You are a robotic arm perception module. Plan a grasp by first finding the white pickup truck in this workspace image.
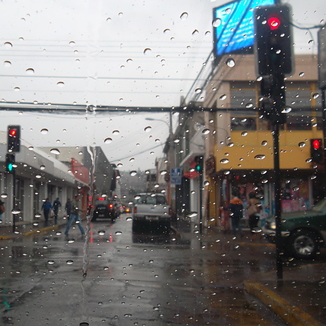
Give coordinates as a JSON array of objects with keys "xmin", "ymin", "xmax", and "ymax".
[{"xmin": 132, "ymin": 193, "xmax": 171, "ymax": 231}]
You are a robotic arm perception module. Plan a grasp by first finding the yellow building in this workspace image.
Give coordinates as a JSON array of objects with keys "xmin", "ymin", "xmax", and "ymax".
[{"xmin": 200, "ymin": 54, "xmax": 323, "ymax": 228}]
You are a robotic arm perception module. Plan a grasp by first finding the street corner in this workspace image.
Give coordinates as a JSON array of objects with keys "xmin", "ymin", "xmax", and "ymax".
[{"xmin": 244, "ymin": 281, "xmax": 323, "ymax": 326}]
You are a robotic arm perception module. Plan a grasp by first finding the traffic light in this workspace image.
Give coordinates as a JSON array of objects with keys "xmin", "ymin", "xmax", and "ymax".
[
  {"xmin": 310, "ymin": 139, "xmax": 323, "ymax": 164},
  {"xmin": 254, "ymin": 5, "xmax": 293, "ymax": 76},
  {"xmin": 5, "ymin": 153, "xmax": 15, "ymax": 173},
  {"xmin": 194, "ymin": 156, "xmax": 203, "ymax": 174},
  {"xmin": 7, "ymin": 125, "xmax": 21, "ymax": 152}
]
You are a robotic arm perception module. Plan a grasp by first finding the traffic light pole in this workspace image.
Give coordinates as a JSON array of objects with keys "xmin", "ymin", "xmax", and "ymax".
[{"xmin": 12, "ymin": 168, "xmax": 16, "ymax": 233}]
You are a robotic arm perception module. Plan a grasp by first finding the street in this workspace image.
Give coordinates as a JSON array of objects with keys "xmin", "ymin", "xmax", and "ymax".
[{"xmin": 1, "ymin": 215, "xmax": 324, "ymax": 326}]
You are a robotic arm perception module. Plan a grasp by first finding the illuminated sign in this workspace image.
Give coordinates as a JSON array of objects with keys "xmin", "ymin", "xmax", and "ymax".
[{"xmin": 212, "ymin": 0, "xmax": 275, "ymax": 57}]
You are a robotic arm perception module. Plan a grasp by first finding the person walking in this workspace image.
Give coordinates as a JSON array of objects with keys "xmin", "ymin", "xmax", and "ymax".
[
  {"xmin": 225, "ymin": 191, "xmax": 244, "ymax": 236},
  {"xmin": 65, "ymin": 198, "xmax": 72, "ymax": 218},
  {"xmin": 0, "ymin": 200, "xmax": 5, "ymax": 225},
  {"xmin": 52, "ymin": 197, "xmax": 62, "ymax": 221},
  {"xmin": 41, "ymin": 198, "xmax": 52, "ymax": 225},
  {"xmin": 64, "ymin": 194, "xmax": 85, "ymax": 237},
  {"xmin": 247, "ymin": 192, "xmax": 262, "ymax": 240}
]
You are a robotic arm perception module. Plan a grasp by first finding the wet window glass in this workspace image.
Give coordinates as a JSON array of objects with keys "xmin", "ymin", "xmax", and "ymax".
[{"xmin": 0, "ymin": 1, "xmax": 325, "ymax": 325}]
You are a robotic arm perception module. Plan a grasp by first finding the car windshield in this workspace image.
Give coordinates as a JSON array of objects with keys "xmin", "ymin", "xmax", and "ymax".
[
  {"xmin": 135, "ymin": 195, "xmax": 166, "ymax": 205},
  {"xmin": 0, "ymin": 1, "xmax": 325, "ymax": 325}
]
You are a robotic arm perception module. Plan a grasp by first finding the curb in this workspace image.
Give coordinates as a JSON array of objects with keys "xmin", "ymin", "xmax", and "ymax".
[{"xmin": 244, "ymin": 281, "xmax": 323, "ymax": 326}]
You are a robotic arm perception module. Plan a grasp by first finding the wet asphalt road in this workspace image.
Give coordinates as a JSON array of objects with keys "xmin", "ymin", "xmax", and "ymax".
[{"xmin": 0, "ymin": 215, "xmax": 288, "ymax": 326}]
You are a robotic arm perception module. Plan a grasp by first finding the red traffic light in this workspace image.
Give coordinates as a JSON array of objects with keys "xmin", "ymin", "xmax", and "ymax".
[
  {"xmin": 267, "ymin": 16, "xmax": 281, "ymax": 30},
  {"xmin": 312, "ymin": 139, "xmax": 322, "ymax": 150}
]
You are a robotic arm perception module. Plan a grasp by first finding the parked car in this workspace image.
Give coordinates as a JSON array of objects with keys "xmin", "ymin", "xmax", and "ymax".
[
  {"xmin": 92, "ymin": 198, "xmax": 119, "ymax": 222},
  {"xmin": 263, "ymin": 198, "xmax": 326, "ymax": 259},
  {"xmin": 132, "ymin": 193, "xmax": 171, "ymax": 232}
]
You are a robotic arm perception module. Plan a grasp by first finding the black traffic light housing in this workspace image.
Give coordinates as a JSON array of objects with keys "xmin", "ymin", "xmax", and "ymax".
[
  {"xmin": 7, "ymin": 125, "xmax": 21, "ymax": 152},
  {"xmin": 5, "ymin": 153, "xmax": 15, "ymax": 173},
  {"xmin": 254, "ymin": 5, "xmax": 293, "ymax": 76},
  {"xmin": 310, "ymin": 139, "xmax": 323, "ymax": 164},
  {"xmin": 194, "ymin": 156, "xmax": 203, "ymax": 174}
]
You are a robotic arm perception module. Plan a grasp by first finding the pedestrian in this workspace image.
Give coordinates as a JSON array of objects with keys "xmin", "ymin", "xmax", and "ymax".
[
  {"xmin": 0, "ymin": 200, "xmax": 5, "ymax": 224},
  {"xmin": 64, "ymin": 194, "xmax": 85, "ymax": 237},
  {"xmin": 247, "ymin": 192, "xmax": 262, "ymax": 240},
  {"xmin": 65, "ymin": 198, "xmax": 72, "ymax": 218},
  {"xmin": 53, "ymin": 197, "xmax": 62, "ymax": 221},
  {"xmin": 41, "ymin": 198, "xmax": 52, "ymax": 224},
  {"xmin": 225, "ymin": 191, "xmax": 243, "ymax": 236}
]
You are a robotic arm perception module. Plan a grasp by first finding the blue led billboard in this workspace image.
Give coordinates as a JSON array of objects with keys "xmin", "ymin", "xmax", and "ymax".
[{"xmin": 213, "ymin": 0, "xmax": 275, "ymax": 57}]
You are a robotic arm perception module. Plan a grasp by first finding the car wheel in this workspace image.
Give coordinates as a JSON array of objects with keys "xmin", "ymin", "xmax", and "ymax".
[{"xmin": 288, "ymin": 230, "xmax": 319, "ymax": 259}]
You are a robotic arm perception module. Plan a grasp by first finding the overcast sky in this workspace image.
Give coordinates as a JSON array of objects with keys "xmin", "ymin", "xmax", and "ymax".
[{"xmin": 0, "ymin": 0, "xmax": 325, "ymax": 171}]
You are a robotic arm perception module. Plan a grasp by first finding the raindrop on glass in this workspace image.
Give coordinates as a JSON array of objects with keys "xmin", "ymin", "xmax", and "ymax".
[
  {"xmin": 180, "ymin": 12, "xmax": 188, "ymax": 20},
  {"xmin": 144, "ymin": 126, "xmax": 152, "ymax": 132},
  {"xmin": 220, "ymin": 158, "xmax": 229, "ymax": 164},
  {"xmin": 40, "ymin": 128, "xmax": 48, "ymax": 134},
  {"xmin": 50, "ymin": 148, "xmax": 60, "ymax": 155},
  {"xmin": 26, "ymin": 68, "xmax": 35, "ymax": 75},
  {"xmin": 104, "ymin": 138, "xmax": 112, "ymax": 144},
  {"xmin": 130, "ymin": 171, "xmax": 137, "ymax": 176},
  {"xmin": 226, "ymin": 58, "xmax": 235, "ymax": 67},
  {"xmin": 57, "ymin": 81, "xmax": 65, "ymax": 87}
]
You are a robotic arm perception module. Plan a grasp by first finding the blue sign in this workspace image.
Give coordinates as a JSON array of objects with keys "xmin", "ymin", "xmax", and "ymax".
[
  {"xmin": 213, "ymin": 0, "xmax": 275, "ymax": 57},
  {"xmin": 171, "ymin": 168, "xmax": 182, "ymax": 185}
]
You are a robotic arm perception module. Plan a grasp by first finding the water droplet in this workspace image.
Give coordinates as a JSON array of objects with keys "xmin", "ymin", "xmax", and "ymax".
[
  {"xmin": 226, "ymin": 58, "xmax": 235, "ymax": 67},
  {"xmin": 192, "ymin": 29, "xmax": 199, "ymax": 35},
  {"xmin": 129, "ymin": 158, "xmax": 135, "ymax": 162},
  {"xmin": 160, "ymin": 170, "xmax": 167, "ymax": 175},
  {"xmin": 195, "ymin": 88, "xmax": 202, "ymax": 94},
  {"xmin": 143, "ymin": 48, "xmax": 152, "ymax": 55},
  {"xmin": 57, "ymin": 81, "xmax": 65, "ymax": 87},
  {"xmin": 254, "ymin": 154, "xmax": 265, "ymax": 160},
  {"xmin": 220, "ymin": 158, "xmax": 229, "ymax": 164},
  {"xmin": 180, "ymin": 12, "xmax": 188, "ymax": 20},
  {"xmin": 130, "ymin": 171, "xmax": 137, "ymax": 176},
  {"xmin": 204, "ymin": 181, "xmax": 210, "ymax": 186},
  {"xmin": 14, "ymin": 87, "xmax": 20, "ymax": 92},
  {"xmin": 112, "ymin": 130, "xmax": 119, "ymax": 135},
  {"xmin": 26, "ymin": 68, "xmax": 35, "ymax": 75},
  {"xmin": 281, "ymin": 107, "xmax": 292, "ymax": 113},
  {"xmin": 47, "ymin": 260, "xmax": 55, "ymax": 265},
  {"xmin": 144, "ymin": 126, "xmax": 152, "ymax": 132},
  {"xmin": 12, "ymin": 208, "xmax": 21, "ymax": 215},
  {"xmin": 227, "ymin": 142, "xmax": 234, "ymax": 147},
  {"xmin": 173, "ymin": 138, "xmax": 180, "ymax": 143},
  {"xmin": 312, "ymin": 93, "xmax": 319, "ymax": 99},
  {"xmin": 163, "ymin": 28, "xmax": 170, "ymax": 34},
  {"xmin": 212, "ymin": 18, "xmax": 221, "ymax": 27},
  {"xmin": 298, "ymin": 142, "xmax": 306, "ymax": 148},
  {"xmin": 4, "ymin": 42, "xmax": 13, "ymax": 48},
  {"xmin": 299, "ymin": 72, "xmax": 305, "ymax": 77},
  {"xmin": 202, "ymin": 128, "xmax": 210, "ymax": 135},
  {"xmin": 241, "ymin": 131, "xmax": 248, "ymax": 136},
  {"xmin": 104, "ymin": 138, "xmax": 112, "ymax": 144},
  {"xmin": 1, "ymin": 193, "xmax": 8, "ymax": 199},
  {"xmin": 50, "ymin": 148, "xmax": 60, "ymax": 155},
  {"xmin": 261, "ymin": 140, "xmax": 268, "ymax": 146},
  {"xmin": 40, "ymin": 128, "xmax": 48, "ymax": 134},
  {"xmin": 98, "ymin": 230, "xmax": 105, "ymax": 235},
  {"xmin": 115, "ymin": 231, "xmax": 122, "ymax": 236},
  {"xmin": 219, "ymin": 94, "xmax": 227, "ymax": 100},
  {"xmin": 4, "ymin": 61, "xmax": 12, "ymax": 67},
  {"xmin": 66, "ymin": 260, "xmax": 73, "ymax": 265},
  {"xmin": 28, "ymin": 146, "xmax": 34, "ymax": 151},
  {"xmin": 40, "ymin": 165, "xmax": 45, "ymax": 170},
  {"xmin": 69, "ymin": 41, "xmax": 76, "ymax": 46}
]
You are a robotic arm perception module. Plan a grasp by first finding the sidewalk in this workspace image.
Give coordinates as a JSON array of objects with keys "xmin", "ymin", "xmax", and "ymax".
[
  {"xmin": 1, "ymin": 218, "xmax": 325, "ymax": 325},
  {"xmin": 0, "ymin": 217, "xmax": 68, "ymax": 239}
]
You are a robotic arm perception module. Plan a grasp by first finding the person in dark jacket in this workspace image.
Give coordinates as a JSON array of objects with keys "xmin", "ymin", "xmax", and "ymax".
[
  {"xmin": 225, "ymin": 192, "xmax": 244, "ymax": 236},
  {"xmin": 65, "ymin": 198, "xmax": 72, "ymax": 218},
  {"xmin": 53, "ymin": 197, "xmax": 62, "ymax": 221},
  {"xmin": 41, "ymin": 198, "xmax": 52, "ymax": 225}
]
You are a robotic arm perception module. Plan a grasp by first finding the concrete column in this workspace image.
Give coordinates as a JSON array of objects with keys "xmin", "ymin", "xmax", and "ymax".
[{"xmin": 23, "ymin": 178, "xmax": 33, "ymax": 223}]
